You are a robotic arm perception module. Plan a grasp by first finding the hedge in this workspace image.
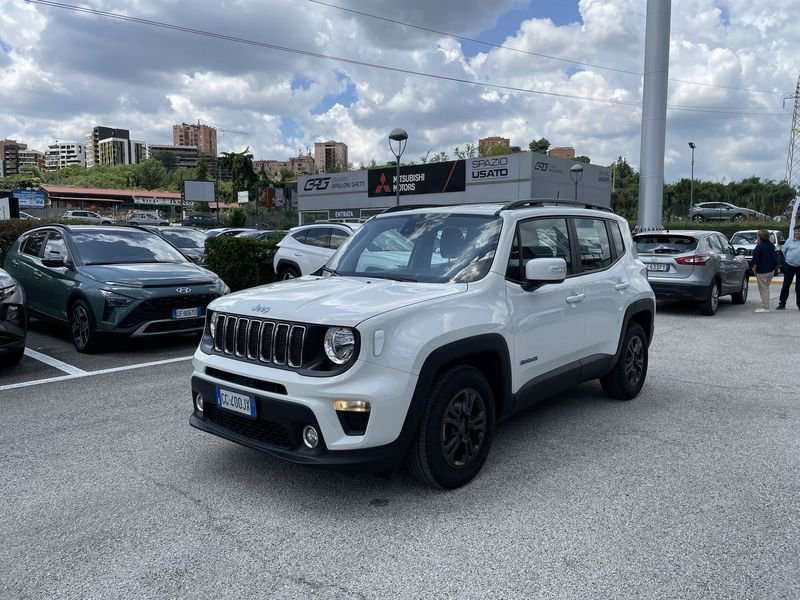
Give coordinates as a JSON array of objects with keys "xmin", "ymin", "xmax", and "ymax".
[{"xmin": 205, "ymin": 236, "xmax": 278, "ymax": 291}]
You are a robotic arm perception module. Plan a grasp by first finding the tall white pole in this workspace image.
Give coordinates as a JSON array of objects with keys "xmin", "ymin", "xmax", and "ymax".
[{"xmin": 638, "ymin": 0, "xmax": 672, "ymax": 230}]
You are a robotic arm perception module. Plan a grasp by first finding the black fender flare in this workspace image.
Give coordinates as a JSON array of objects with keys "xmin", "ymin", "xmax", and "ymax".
[
  {"xmin": 393, "ymin": 333, "xmax": 513, "ymax": 458},
  {"xmin": 611, "ymin": 298, "xmax": 655, "ymax": 367}
]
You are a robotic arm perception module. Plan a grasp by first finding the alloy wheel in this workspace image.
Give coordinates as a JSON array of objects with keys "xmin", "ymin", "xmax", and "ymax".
[
  {"xmin": 711, "ymin": 284, "xmax": 720, "ymax": 312},
  {"xmin": 280, "ymin": 271, "xmax": 296, "ymax": 281},
  {"xmin": 741, "ymin": 277, "xmax": 749, "ymax": 301},
  {"xmin": 71, "ymin": 304, "xmax": 90, "ymax": 349},
  {"xmin": 624, "ymin": 335, "xmax": 645, "ymax": 388},
  {"xmin": 440, "ymin": 387, "xmax": 487, "ymax": 469}
]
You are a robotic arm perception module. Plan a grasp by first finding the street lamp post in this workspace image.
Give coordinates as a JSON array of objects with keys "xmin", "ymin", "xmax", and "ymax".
[
  {"xmin": 388, "ymin": 128, "xmax": 408, "ymax": 207},
  {"xmin": 688, "ymin": 142, "xmax": 696, "ymax": 209},
  {"xmin": 570, "ymin": 163, "xmax": 585, "ymax": 203}
]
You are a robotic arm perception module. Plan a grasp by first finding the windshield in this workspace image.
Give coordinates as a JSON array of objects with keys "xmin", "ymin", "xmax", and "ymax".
[
  {"xmin": 730, "ymin": 232, "xmax": 758, "ymax": 245},
  {"xmin": 71, "ymin": 229, "xmax": 188, "ymax": 265},
  {"xmin": 160, "ymin": 228, "xmax": 207, "ymax": 249},
  {"xmin": 325, "ymin": 213, "xmax": 502, "ymax": 283},
  {"xmin": 634, "ymin": 235, "xmax": 699, "ymax": 255}
]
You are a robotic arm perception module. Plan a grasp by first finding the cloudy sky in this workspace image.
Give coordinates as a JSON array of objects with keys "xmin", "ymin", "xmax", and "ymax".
[{"xmin": 1, "ymin": 0, "xmax": 797, "ymax": 182}]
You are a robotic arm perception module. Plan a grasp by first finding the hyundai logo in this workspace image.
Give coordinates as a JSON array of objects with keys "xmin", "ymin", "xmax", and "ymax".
[{"xmin": 175, "ymin": 287, "xmax": 192, "ymax": 295}]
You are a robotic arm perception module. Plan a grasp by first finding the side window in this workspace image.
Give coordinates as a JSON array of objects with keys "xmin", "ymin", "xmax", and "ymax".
[
  {"xmin": 304, "ymin": 228, "xmax": 332, "ymax": 248},
  {"xmin": 609, "ymin": 221, "xmax": 626, "ymax": 259},
  {"xmin": 707, "ymin": 235, "xmax": 723, "ymax": 253},
  {"xmin": 329, "ymin": 228, "xmax": 349, "ymax": 250},
  {"xmin": 292, "ymin": 230, "xmax": 308, "ymax": 244},
  {"xmin": 507, "ymin": 218, "xmax": 572, "ymax": 282},
  {"xmin": 44, "ymin": 233, "xmax": 68, "ymax": 260},
  {"xmin": 574, "ymin": 218, "xmax": 613, "ymax": 272},
  {"xmin": 22, "ymin": 232, "xmax": 47, "ymax": 257}
]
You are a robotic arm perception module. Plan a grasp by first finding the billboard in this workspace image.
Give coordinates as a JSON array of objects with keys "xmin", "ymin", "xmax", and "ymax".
[
  {"xmin": 237, "ymin": 191, "xmax": 249, "ymax": 204},
  {"xmin": 299, "ymin": 171, "xmax": 368, "ymax": 197},
  {"xmin": 368, "ymin": 160, "xmax": 466, "ymax": 198},
  {"xmin": 0, "ymin": 195, "xmax": 20, "ymax": 220},
  {"xmin": 183, "ymin": 180, "xmax": 216, "ymax": 203},
  {"xmin": 13, "ymin": 189, "xmax": 46, "ymax": 208}
]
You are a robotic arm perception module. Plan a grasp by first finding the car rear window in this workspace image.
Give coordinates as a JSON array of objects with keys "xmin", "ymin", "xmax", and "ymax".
[{"xmin": 634, "ymin": 235, "xmax": 698, "ymax": 254}]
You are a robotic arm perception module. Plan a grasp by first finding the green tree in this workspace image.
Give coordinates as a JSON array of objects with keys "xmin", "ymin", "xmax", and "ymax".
[
  {"xmin": 134, "ymin": 159, "xmax": 168, "ymax": 190},
  {"xmin": 454, "ymin": 144, "xmax": 478, "ymax": 159},
  {"xmin": 196, "ymin": 155, "xmax": 209, "ymax": 181},
  {"xmin": 151, "ymin": 151, "xmax": 177, "ymax": 171},
  {"xmin": 529, "ymin": 138, "xmax": 550, "ymax": 154},
  {"xmin": 575, "ymin": 155, "xmax": 591, "ymax": 164}
]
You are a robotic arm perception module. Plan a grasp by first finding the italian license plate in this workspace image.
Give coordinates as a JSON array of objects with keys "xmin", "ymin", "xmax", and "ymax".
[
  {"xmin": 172, "ymin": 307, "xmax": 200, "ymax": 319},
  {"xmin": 646, "ymin": 263, "xmax": 669, "ymax": 272},
  {"xmin": 216, "ymin": 387, "xmax": 256, "ymax": 419}
]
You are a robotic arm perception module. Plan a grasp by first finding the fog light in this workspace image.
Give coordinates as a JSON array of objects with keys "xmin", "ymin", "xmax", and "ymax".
[
  {"xmin": 333, "ymin": 400, "xmax": 371, "ymax": 413},
  {"xmin": 194, "ymin": 392, "xmax": 204, "ymax": 413},
  {"xmin": 302, "ymin": 425, "xmax": 319, "ymax": 449}
]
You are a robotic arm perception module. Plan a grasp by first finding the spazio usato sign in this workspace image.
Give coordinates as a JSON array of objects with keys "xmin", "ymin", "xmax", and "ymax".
[
  {"xmin": 368, "ymin": 160, "xmax": 466, "ymax": 197},
  {"xmin": 468, "ymin": 156, "xmax": 512, "ymax": 182}
]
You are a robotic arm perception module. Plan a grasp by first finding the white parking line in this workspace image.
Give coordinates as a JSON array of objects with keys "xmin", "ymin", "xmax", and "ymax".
[
  {"xmin": 24, "ymin": 348, "xmax": 87, "ymax": 376},
  {"xmin": 0, "ymin": 355, "xmax": 193, "ymax": 393}
]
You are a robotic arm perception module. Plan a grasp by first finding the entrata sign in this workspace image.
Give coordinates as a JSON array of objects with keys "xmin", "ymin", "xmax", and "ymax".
[
  {"xmin": 331, "ymin": 208, "xmax": 358, "ymax": 219},
  {"xmin": 368, "ymin": 161, "xmax": 466, "ymax": 197}
]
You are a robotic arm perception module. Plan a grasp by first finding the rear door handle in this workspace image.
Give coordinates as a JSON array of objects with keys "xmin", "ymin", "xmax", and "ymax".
[
  {"xmin": 32, "ymin": 271, "xmax": 44, "ymax": 279},
  {"xmin": 615, "ymin": 282, "xmax": 630, "ymax": 291},
  {"xmin": 566, "ymin": 293, "xmax": 585, "ymax": 304}
]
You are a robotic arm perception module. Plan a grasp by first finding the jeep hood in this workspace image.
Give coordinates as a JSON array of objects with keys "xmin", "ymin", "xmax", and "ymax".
[
  {"xmin": 209, "ymin": 276, "xmax": 467, "ymax": 326},
  {"xmin": 81, "ymin": 263, "xmax": 217, "ymax": 287}
]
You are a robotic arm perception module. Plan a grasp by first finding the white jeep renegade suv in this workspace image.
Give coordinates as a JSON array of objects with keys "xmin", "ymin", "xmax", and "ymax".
[{"xmin": 190, "ymin": 201, "xmax": 655, "ymax": 488}]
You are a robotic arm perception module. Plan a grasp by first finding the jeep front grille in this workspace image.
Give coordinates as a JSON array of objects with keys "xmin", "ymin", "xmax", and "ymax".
[{"xmin": 212, "ymin": 314, "xmax": 306, "ymax": 368}]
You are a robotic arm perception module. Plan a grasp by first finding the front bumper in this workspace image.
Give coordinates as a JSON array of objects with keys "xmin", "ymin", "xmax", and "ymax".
[
  {"xmin": 0, "ymin": 301, "xmax": 26, "ymax": 351},
  {"xmin": 648, "ymin": 280, "xmax": 709, "ymax": 301},
  {"xmin": 189, "ymin": 349, "xmax": 419, "ymax": 468}
]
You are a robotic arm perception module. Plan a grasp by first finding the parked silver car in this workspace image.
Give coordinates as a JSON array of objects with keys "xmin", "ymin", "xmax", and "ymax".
[
  {"xmin": 688, "ymin": 202, "xmax": 769, "ymax": 223},
  {"xmin": 61, "ymin": 210, "xmax": 113, "ymax": 225},
  {"xmin": 634, "ymin": 230, "xmax": 750, "ymax": 315}
]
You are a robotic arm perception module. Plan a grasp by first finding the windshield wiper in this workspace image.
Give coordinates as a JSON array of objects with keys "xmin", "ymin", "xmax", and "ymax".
[
  {"xmin": 321, "ymin": 266, "xmax": 338, "ymax": 276},
  {"xmin": 360, "ymin": 273, "xmax": 419, "ymax": 282}
]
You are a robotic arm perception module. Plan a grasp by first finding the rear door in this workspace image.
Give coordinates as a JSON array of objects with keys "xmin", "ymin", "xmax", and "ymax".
[
  {"xmin": 715, "ymin": 234, "xmax": 743, "ymax": 292},
  {"xmin": 296, "ymin": 227, "xmax": 335, "ymax": 274},
  {"xmin": 13, "ymin": 230, "xmax": 49, "ymax": 313},
  {"xmin": 38, "ymin": 231, "xmax": 76, "ymax": 320}
]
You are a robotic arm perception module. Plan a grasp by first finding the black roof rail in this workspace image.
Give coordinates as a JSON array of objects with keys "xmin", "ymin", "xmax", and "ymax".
[
  {"xmin": 381, "ymin": 204, "xmax": 445, "ymax": 214},
  {"xmin": 494, "ymin": 199, "xmax": 614, "ymax": 216}
]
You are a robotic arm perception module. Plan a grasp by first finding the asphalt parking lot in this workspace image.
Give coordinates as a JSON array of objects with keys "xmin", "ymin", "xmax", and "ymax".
[{"xmin": 2, "ymin": 288, "xmax": 799, "ymax": 599}]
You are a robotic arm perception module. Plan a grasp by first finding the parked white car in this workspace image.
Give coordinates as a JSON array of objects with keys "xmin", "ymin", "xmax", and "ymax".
[
  {"xmin": 61, "ymin": 210, "xmax": 113, "ymax": 224},
  {"xmin": 730, "ymin": 229, "xmax": 785, "ymax": 272},
  {"xmin": 191, "ymin": 202, "xmax": 655, "ymax": 488},
  {"xmin": 126, "ymin": 212, "xmax": 169, "ymax": 226},
  {"xmin": 272, "ymin": 222, "xmax": 362, "ymax": 280}
]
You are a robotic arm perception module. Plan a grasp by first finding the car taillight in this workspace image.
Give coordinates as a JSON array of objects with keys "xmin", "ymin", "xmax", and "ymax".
[{"xmin": 676, "ymin": 255, "xmax": 711, "ymax": 265}]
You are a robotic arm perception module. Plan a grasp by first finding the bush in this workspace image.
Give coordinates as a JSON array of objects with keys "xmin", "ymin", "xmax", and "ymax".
[
  {"xmin": 662, "ymin": 221, "xmax": 790, "ymax": 240},
  {"xmin": 205, "ymin": 235, "xmax": 277, "ymax": 291},
  {"xmin": 229, "ymin": 208, "xmax": 246, "ymax": 228},
  {"xmin": 0, "ymin": 220, "xmax": 38, "ymax": 264}
]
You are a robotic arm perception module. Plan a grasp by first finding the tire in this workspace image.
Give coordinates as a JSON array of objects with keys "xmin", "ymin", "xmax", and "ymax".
[
  {"xmin": 692, "ymin": 215, "xmax": 705, "ymax": 223},
  {"xmin": 69, "ymin": 299, "xmax": 100, "ymax": 353},
  {"xmin": 731, "ymin": 274, "xmax": 749, "ymax": 304},
  {"xmin": 700, "ymin": 280, "xmax": 721, "ymax": 316},
  {"xmin": 732, "ymin": 213, "xmax": 746, "ymax": 223},
  {"xmin": 408, "ymin": 365, "xmax": 495, "ymax": 489},
  {"xmin": 278, "ymin": 266, "xmax": 301, "ymax": 281},
  {"xmin": 0, "ymin": 347, "xmax": 25, "ymax": 368},
  {"xmin": 601, "ymin": 323, "xmax": 648, "ymax": 401}
]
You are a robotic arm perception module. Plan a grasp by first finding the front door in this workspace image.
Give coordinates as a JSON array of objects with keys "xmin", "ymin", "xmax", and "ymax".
[{"xmin": 505, "ymin": 217, "xmax": 585, "ymax": 394}]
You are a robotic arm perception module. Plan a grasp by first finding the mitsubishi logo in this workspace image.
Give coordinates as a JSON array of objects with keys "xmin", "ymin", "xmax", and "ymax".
[
  {"xmin": 375, "ymin": 172, "xmax": 392, "ymax": 193},
  {"xmin": 175, "ymin": 287, "xmax": 192, "ymax": 294}
]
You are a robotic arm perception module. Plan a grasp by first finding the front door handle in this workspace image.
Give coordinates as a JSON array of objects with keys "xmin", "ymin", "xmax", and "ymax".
[
  {"xmin": 615, "ymin": 282, "xmax": 630, "ymax": 291},
  {"xmin": 566, "ymin": 293, "xmax": 585, "ymax": 304}
]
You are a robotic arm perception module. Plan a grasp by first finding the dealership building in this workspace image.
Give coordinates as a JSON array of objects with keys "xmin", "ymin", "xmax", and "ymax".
[{"xmin": 297, "ymin": 151, "xmax": 612, "ymax": 224}]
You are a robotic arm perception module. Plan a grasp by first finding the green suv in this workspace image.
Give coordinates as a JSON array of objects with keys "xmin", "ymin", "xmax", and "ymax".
[{"xmin": 3, "ymin": 225, "xmax": 229, "ymax": 352}]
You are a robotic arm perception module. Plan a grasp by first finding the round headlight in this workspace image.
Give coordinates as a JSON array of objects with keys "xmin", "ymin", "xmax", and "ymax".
[{"xmin": 324, "ymin": 327, "xmax": 356, "ymax": 365}]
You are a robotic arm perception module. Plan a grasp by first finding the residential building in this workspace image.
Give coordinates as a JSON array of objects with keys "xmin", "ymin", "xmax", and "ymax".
[
  {"xmin": 549, "ymin": 146, "xmax": 576, "ymax": 160},
  {"xmin": 96, "ymin": 137, "xmax": 147, "ymax": 167},
  {"xmin": 0, "ymin": 139, "xmax": 25, "ymax": 177},
  {"xmin": 148, "ymin": 144, "xmax": 201, "ymax": 169},
  {"xmin": 254, "ymin": 154, "xmax": 315, "ymax": 180},
  {"xmin": 172, "ymin": 122, "xmax": 217, "ymax": 156},
  {"xmin": 86, "ymin": 127, "xmax": 130, "ymax": 167},
  {"xmin": 46, "ymin": 142, "xmax": 87, "ymax": 171},
  {"xmin": 479, "ymin": 136, "xmax": 511, "ymax": 155},
  {"xmin": 314, "ymin": 141, "xmax": 348, "ymax": 173},
  {"xmin": 18, "ymin": 148, "xmax": 46, "ymax": 173}
]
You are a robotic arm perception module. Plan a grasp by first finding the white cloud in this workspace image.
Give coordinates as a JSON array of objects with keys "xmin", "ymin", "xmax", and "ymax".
[{"xmin": 1, "ymin": 0, "xmax": 798, "ymax": 183}]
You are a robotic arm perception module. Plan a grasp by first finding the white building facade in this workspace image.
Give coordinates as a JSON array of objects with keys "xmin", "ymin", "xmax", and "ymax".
[{"xmin": 46, "ymin": 142, "xmax": 87, "ymax": 171}]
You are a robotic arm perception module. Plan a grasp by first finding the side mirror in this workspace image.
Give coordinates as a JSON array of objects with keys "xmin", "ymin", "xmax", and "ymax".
[{"xmin": 524, "ymin": 257, "xmax": 567, "ymax": 290}]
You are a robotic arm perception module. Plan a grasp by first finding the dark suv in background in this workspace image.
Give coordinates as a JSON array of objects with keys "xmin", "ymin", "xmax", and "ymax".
[{"xmin": 3, "ymin": 226, "xmax": 229, "ymax": 352}]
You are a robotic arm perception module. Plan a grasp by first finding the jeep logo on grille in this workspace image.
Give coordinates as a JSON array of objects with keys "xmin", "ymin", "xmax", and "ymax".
[
  {"xmin": 175, "ymin": 287, "xmax": 192, "ymax": 294},
  {"xmin": 252, "ymin": 304, "xmax": 271, "ymax": 314}
]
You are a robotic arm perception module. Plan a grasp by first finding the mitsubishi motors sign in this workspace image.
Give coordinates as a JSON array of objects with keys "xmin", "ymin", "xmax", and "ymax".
[{"xmin": 368, "ymin": 161, "xmax": 466, "ymax": 197}]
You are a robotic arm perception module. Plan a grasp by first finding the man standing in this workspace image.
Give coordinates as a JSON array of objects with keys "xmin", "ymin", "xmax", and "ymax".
[
  {"xmin": 752, "ymin": 230, "xmax": 778, "ymax": 313},
  {"xmin": 777, "ymin": 224, "xmax": 800, "ymax": 310}
]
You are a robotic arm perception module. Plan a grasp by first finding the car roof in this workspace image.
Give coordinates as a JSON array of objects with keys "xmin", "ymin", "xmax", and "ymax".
[
  {"xmin": 731, "ymin": 229, "xmax": 779, "ymax": 234},
  {"xmin": 372, "ymin": 202, "xmax": 620, "ymax": 221},
  {"xmin": 634, "ymin": 230, "xmax": 714, "ymax": 238}
]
